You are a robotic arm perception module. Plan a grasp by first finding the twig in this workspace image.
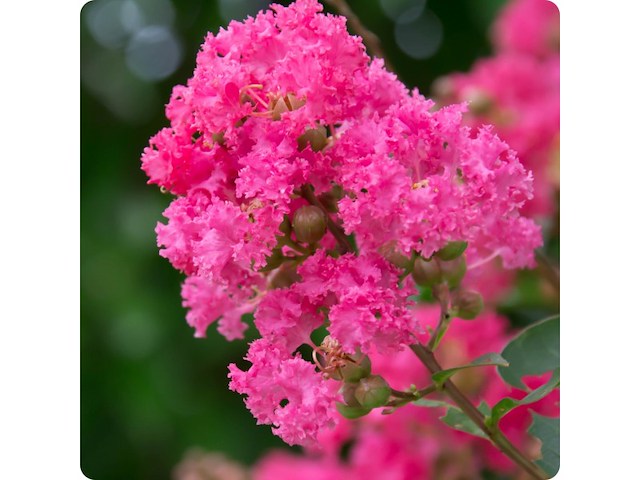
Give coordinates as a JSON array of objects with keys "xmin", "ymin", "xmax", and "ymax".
[{"xmin": 323, "ymin": 0, "xmax": 394, "ymax": 71}]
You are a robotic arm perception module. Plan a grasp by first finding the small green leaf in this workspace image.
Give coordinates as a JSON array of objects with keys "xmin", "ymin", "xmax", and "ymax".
[
  {"xmin": 477, "ymin": 401, "xmax": 491, "ymax": 416},
  {"xmin": 413, "ymin": 399, "xmax": 451, "ymax": 408},
  {"xmin": 432, "ymin": 353, "xmax": 509, "ymax": 388},
  {"xmin": 529, "ymin": 412, "xmax": 560, "ymax": 477},
  {"xmin": 499, "ymin": 315, "xmax": 560, "ymax": 389},
  {"xmin": 487, "ymin": 369, "xmax": 560, "ymax": 429},
  {"xmin": 441, "ymin": 401, "xmax": 490, "ymax": 439},
  {"xmin": 414, "ymin": 398, "xmax": 490, "ymax": 439}
]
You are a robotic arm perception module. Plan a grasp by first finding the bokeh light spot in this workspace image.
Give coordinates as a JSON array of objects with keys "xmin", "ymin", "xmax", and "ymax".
[
  {"xmin": 394, "ymin": 9, "xmax": 443, "ymax": 60},
  {"xmin": 125, "ymin": 25, "xmax": 182, "ymax": 81},
  {"xmin": 379, "ymin": 0, "xmax": 426, "ymax": 23}
]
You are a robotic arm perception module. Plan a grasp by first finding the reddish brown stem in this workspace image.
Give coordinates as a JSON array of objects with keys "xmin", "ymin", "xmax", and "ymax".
[{"xmin": 300, "ymin": 184, "xmax": 354, "ymax": 254}]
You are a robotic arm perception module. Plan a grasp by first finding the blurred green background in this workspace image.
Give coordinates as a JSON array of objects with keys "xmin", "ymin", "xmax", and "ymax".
[{"xmin": 81, "ymin": 1, "xmax": 557, "ymax": 478}]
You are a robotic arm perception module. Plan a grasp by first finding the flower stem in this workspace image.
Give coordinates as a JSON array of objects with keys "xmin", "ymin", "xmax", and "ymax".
[
  {"xmin": 300, "ymin": 184, "xmax": 354, "ymax": 254},
  {"xmin": 390, "ymin": 385, "xmax": 436, "ymax": 400},
  {"xmin": 427, "ymin": 285, "xmax": 451, "ymax": 350},
  {"xmin": 409, "ymin": 343, "xmax": 549, "ymax": 479}
]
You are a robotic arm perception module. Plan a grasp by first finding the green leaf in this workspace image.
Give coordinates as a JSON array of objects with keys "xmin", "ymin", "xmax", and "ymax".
[
  {"xmin": 499, "ymin": 315, "xmax": 560, "ymax": 389},
  {"xmin": 487, "ymin": 368, "xmax": 560, "ymax": 429},
  {"xmin": 441, "ymin": 406, "xmax": 487, "ymax": 439},
  {"xmin": 529, "ymin": 413, "xmax": 560, "ymax": 477},
  {"xmin": 441, "ymin": 401, "xmax": 491, "ymax": 439},
  {"xmin": 432, "ymin": 353, "xmax": 509, "ymax": 388},
  {"xmin": 414, "ymin": 398, "xmax": 490, "ymax": 439},
  {"xmin": 413, "ymin": 399, "xmax": 451, "ymax": 408}
]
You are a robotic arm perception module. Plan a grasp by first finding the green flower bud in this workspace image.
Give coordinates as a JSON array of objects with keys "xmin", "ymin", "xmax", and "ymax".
[
  {"xmin": 259, "ymin": 248, "xmax": 285, "ymax": 272},
  {"xmin": 339, "ymin": 382, "xmax": 362, "ymax": 407},
  {"xmin": 440, "ymin": 255, "xmax": 467, "ymax": 289},
  {"xmin": 297, "ymin": 126, "xmax": 328, "ymax": 152},
  {"xmin": 435, "ymin": 241, "xmax": 468, "ymax": 261},
  {"xmin": 292, "ymin": 205, "xmax": 327, "ymax": 244},
  {"xmin": 411, "ymin": 258, "xmax": 442, "ymax": 287},
  {"xmin": 340, "ymin": 353, "xmax": 372, "ymax": 383},
  {"xmin": 336, "ymin": 402, "xmax": 371, "ymax": 419},
  {"xmin": 451, "ymin": 289, "xmax": 484, "ymax": 320},
  {"xmin": 354, "ymin": 375, "xmax": 391, "ymax": 409}
]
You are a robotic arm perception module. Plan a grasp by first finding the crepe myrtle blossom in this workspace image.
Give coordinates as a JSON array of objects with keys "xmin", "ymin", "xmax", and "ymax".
[
  {"xmin": 492, "ymin": 0, "xmax": 560, "ymax": 59},
  {"xmin": 142, "ymin": 0, "xmax": 542, "ymax": 446},
  {"xmin": 434, "ymin": 0, "xmax": 559, "ymax": 219}
]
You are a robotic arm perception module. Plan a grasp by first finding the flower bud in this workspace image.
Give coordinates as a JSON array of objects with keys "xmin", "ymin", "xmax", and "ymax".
[
  {"xmin": 439, "ymin": 255, "xmax": 467, "ymax": 289},
  {"xmin": 340, "ymin": 353, "xmax": 372, "ymax": 383},
  {"xmin": 411, "ymin": 258, "xmax": 442, "ymax": 287},
  {"xmin": 379, "ymin": 243, "xmax": 411, "ymax": 270},
  {"xmin": 339, "ymin": 382, "xmax": 362, "ymax": 407},
  {"xmin": 292, "ymin": 205, "xmax": 327, "ymax": 244},
  {"xmin": 435, "ymin": 241, "xmax": 467, "ymax": 261},
  {"xmin": 269, "ymin": 262, "xmax": 301, "ymax": 289},
  {"xmin": 451, "ymin": 289, "xmax": 484, "ymax": 320},
  {"xmin": 297, "ymin": 126, "xmax": 328, "ymax": 152},
  {"xmin": 336, "ymin": 402, "xmax": 371, "ymax": 419},
  {"xmin": 354, "ymin": 375, "xmax": 391, "ymax": 409}
]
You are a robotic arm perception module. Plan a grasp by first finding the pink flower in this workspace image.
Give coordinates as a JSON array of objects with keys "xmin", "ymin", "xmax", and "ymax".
[
  {"xmin": 334, "ymin": 96, "xmax": 541, "ymax": 267},
  {"xmin": 181, "ymin": 276, "xmax": 253, "ymax": 340},
  {"xmin": 253, "ymin": 287, "xmax": 324, "ymax": 353},
  {"xmin": 493, "ymin": 0, "xmax": 560, "ymax": 59},
  {"xmin": 444, "ymin": 53, "xmax": 559, "ymax": 218},
  {"xmin": 254, "ymin": 452, "xmax": 349, "ymax": 480},
  {"xmin": 228, "ymin": 339, "xmax": 339, "ymax": 447},
  {"xmin": 297, "ymin": 252, "xmax": 418, "ymax": 354}
]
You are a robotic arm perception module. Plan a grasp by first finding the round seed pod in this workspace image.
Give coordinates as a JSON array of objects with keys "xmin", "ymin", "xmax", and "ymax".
[
  {"xmin": 292, "ymin": 205, "xmax": 327, "ymax": 244},
  {"xmin": 354, "ymin": 375, "xmax": 391, "ymax": 409},
  {"xmin": 412, "ymin": 258, "xmax": 442, "ymax": 287},
  {"xmin": 451, "ymin": 289, "xmax": 484, "ymax": 320}
]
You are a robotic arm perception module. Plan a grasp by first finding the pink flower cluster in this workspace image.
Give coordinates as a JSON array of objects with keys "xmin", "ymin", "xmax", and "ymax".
[
  {"xmin": 142, "ymin": 0, "xmax": 542, "ymax": 446},
  {"xmin": 228, "ymin": 339, "xmax": 340, "ymax": 447},
  {"xmin": 436, "ymin": 0, "xmax": 559, "ymax": 219},
  {"xmin": 228, "ymin": 251, "xmax": 415, "ymax": 446},
  {"xmin": 253, "ymin": 308, "xmax": 559, "ymax": 479}
]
